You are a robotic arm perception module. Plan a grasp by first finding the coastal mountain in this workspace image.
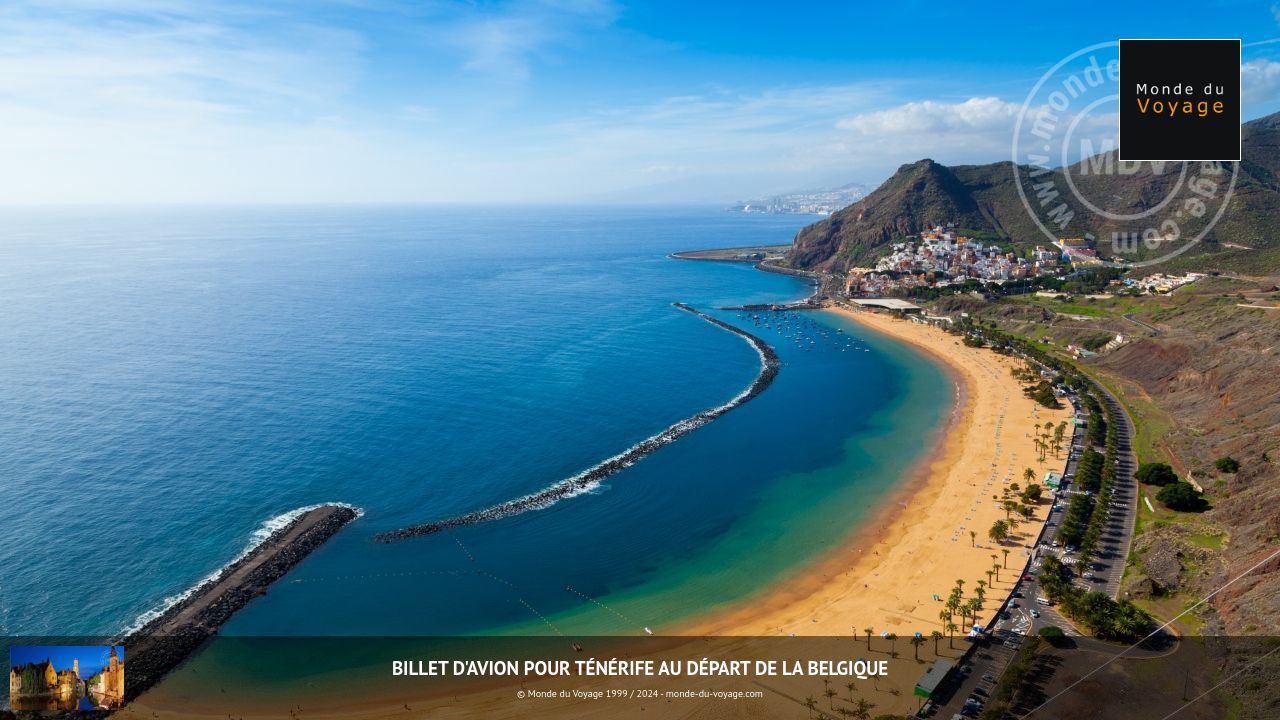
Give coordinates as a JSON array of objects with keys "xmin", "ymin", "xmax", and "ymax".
[{"xmin": 789, "ymin": 112, "xmax": 1280, "ymax": 274}]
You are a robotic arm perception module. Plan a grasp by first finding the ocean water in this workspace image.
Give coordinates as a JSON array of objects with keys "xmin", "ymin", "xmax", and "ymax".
[{"xmin": 0, "ymin": 205, "xmax": 948, "ymax": 639}]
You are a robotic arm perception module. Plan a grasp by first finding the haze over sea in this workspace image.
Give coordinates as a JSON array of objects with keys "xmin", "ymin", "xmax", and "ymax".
[{"xmin": 0, "ymin": 206, "xmax": 947, "ymax": 638}]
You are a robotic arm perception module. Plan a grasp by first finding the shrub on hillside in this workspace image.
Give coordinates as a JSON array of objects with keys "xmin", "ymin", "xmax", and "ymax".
[
  {"xmin": 1156, "ymin": 481, "xmax": 1208, "ymax": 512},
  {"xmin": 1135, "ymin": 462, "xmax": 1179, "ymax": 486},
  {"xmin": 1215, "ymin": 456, "xmax": 1240, "ymax": 473}
]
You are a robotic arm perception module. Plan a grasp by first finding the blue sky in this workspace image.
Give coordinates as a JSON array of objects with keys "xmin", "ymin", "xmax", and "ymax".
[
  {"xmin": 10, "ymin": 645, "xmax": 122, "ymax": 678},
  {"xmin": 3, "ymin": 1, "xmax": 1280, "ymax": 203}
]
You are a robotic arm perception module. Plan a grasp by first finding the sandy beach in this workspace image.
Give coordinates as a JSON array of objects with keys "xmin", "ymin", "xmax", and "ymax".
[
  {"xmin": 682, "ymin": 305, "xmax": 1072, "ymax": 638},
  {"xmin": 119, "ymin": 305, "xmax": 1074, "ymax": 720}
]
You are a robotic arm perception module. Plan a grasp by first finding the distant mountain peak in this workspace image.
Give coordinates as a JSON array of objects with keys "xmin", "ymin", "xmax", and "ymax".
[{"xmin": 788, "ymin": 114, "xmax": 1280, "ymax": 274}]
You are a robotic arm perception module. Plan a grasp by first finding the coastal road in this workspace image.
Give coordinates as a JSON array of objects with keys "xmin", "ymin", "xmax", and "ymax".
[
  {"xmin": 1090, "ymin": 384, "xmax": 1139, "ymax": 600},
  {"xmin": 1038, "ymin": 383, "xmax": 1136, "ymax": 600}
]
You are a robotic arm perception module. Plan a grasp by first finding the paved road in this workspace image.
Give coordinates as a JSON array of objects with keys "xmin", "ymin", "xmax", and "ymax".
[
  {"xmin": 1090, "ymin": 384, "xmax": 1139, "ymax": 599},
  {"xmin": 1033, "ymin": 382, "xmax": 1137, "ymax": 600},
  {"xmin": 1121, "ymin": 313, "xmax": 1162, "ymax": 336}
]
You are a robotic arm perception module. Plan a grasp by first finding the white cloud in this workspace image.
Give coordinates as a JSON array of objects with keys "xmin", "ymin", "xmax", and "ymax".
[
  {"xmin": 1242, "ymin": 58, "xmax": 1280, "ymax": 105},
  {"xmin": 836, "ymin": 96, "xmax": 1020, "ymax": 135},
  {"xmin": 437, "ymin": 0, "xmax": 618, "ymax": 83}
]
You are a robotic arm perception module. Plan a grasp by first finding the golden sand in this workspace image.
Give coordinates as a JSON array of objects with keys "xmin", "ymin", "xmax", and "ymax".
[{"xmin": 682, "ymin": 306, "xmax": 1072, "ymax": 638}]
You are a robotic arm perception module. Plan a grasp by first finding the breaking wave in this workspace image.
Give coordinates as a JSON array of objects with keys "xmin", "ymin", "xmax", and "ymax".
[{"xmin": 116, "ymin": 502, "xmax": 363, "ymax": 638}]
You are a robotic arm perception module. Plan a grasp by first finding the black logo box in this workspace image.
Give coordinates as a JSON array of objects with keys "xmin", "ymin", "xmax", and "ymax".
[{"xmin": 1119, "ymin": 39, "xmax": 1241, "ymax": 162}]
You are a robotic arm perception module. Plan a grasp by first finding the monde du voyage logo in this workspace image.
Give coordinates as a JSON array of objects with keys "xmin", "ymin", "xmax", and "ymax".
[
  {"xmin": 1120, "ymin": 39, "xmax": 1241, "ymax": 162},
  {"xmin": 1012, "ymin": 39, "xmax": 1241, "ymax": 268}
]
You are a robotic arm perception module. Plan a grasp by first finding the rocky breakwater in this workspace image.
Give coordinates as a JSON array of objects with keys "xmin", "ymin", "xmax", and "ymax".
[
  {"xmin": 121, "ymin": 505, "xmax": 358, "ymax": 702},
  {"xmin": 372, "ymin": 303, "xmax": 780, "ymax": 543}
]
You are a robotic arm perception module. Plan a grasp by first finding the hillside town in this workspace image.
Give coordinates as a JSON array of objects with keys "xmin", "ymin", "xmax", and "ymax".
[
  {"xmin": 843, "ymin": 225, "xmax": 1204, "ymax": 297},
  {"xmin": 845, "ymin": 225, "xmax": 1063, "ymax": 295}
]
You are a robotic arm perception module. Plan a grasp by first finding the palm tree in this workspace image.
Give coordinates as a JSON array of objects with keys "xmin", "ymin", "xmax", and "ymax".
[
  {"xmin": 945, "ymin": 622, "xmax": 958, "ymax": 648},
  {"xmin": 993, "ymin": 561, "xmax": 1002, "ymax": 583},
  {"xmin": 863, "ymin": 627, "xmax": 874, "ymax": 649},
  {"xmin": 938, "ymin": 609, "xmax": 950, "ymax": 630},
  {"xmin": 804, "ymin": 696, "xmax": 817, "ymax": 719},
  {"xmin": 1002, "ymin": 548, "xmax": 1011, "ymax": 568},
  {"xmin": 986, "ymin": 568, "xmax": 995, "ymax": 587},
  {"xmin": 854, "ymin": 698, "xmax": 875, "ymax": 720},
  {"xmin": 909, "ymin": 635, "xmax": 926, "ymax": 661},
  {"xmin": 968, "ymin": 597, "xmax": 983, "ymax": 621},
  {"xmin": 1024, "ymin": 467, "xmax": 1036, "ymax": 484},
  {"xmin": 931, "ymin": 630, "xmax": 944, "ymax": 655},
  {"xmin": 886, "ymin": 632, "xmax": 898, "ymax": 657},
  {"xmin": 969, "ymin": 530, "xmax": 976, "ymax": 547},
  {"xmin": 845, "ymin": 681, "xmax": 856, "ymax": 703},
  {"xmin": 988, "ymin": 520, "xmax": 1008, "ymax": 544},
  {"xmin": 824, "ymin": 687, "xmax": 837, "ymax": 710}
]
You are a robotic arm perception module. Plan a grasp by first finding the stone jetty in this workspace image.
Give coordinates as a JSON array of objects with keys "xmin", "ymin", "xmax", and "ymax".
[
  {"xmin": 121, "ymin": 504, "xmax": 358, "ymax": 702},
  {"xmin": 372, "ymin": 303, "xmax": 780, "ymax": 543}
]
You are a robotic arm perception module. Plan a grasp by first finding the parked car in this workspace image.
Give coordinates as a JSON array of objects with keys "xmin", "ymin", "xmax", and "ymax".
[
  {"xmin": 1030, "ymin": 609, "xmax": 1041, "ymax": 618},
  {"xmin": 982, "ymin": 673, "xmax": 997, "ymax": 683}
]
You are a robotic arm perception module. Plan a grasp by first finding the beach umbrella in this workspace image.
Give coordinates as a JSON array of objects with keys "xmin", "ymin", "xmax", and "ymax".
[{"xmin": 914, "ymin": 631, "xmax": 922, "ymax": 638}]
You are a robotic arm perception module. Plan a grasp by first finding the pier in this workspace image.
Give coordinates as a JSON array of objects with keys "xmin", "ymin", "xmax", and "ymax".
[
  {"xmin": 121, "ymin": 504, "xmax": 358, "ymax": 702},
  {"xmin": 372, "ymin": 304, "xmax": 779, "ymax": 543}
]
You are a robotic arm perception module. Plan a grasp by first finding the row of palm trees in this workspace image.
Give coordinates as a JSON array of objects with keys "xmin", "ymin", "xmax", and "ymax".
[{"xmin": 1033, "ymin": 419, "xmax": 1069, "ymax": 462}]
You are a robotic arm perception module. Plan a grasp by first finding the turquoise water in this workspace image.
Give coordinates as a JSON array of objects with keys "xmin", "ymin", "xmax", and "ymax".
[{"xmin": 0, "ymin": 206, "xmax": 948, "ymax": 638}]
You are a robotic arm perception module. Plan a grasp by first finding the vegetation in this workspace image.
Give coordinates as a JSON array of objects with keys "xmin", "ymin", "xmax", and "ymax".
[
  {"xmin": 1215, "ymin": 456, "xmax": 1240, "ymax": 473},
  {"xmin": 1037, "ymin": 625, "xmax": 1070, "ymax": 647},
  {"xmin": 1075, "ymin": 447, "xmax": 1105, "ymax": 492},
  {"xmin": 1135, "ymin": 462, "xmax": 1179, "ymax": 486},
  {"xmin": 988, "ymin": 519, "xmax": 1010, "ymax": 544},
  {"xmin": 1057, "ymin": 492, "xmax": 1094, "ymax": 547},
  {"xmin": 1156, "ymin": 481, "xmax": 1208, "ymax": 512},
  {"xmin": 1023, "ymin": 380, "xmax": 1062, "ymax": 409},
  {"xmin": 1020, "ymin": 483, "xmax": 1043, "ymax": 504},
  {"xmin": 17, "ymin": 663, "xmax": 50, "ymax": 696},
  {"xmin": 1037, "ymin": 556, "xmax": 1153, "ymax": 641}
]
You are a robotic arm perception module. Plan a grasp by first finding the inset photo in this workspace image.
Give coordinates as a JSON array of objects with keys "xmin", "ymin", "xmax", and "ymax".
[{"xmin": 8, "ymin": 645, "xmax": 125, "ymax": 712}]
